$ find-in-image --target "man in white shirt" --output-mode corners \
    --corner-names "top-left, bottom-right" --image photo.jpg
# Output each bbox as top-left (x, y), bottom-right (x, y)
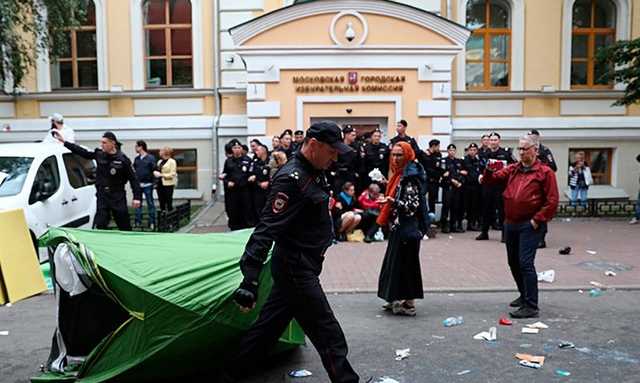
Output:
top-left (43, 113), bottom-right (75, 143)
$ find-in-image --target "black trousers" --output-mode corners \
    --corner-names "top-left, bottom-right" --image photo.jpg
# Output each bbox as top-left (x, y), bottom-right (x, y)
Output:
top-left (228, 246), bottom-right (359, 383)
top-left (463, 185), bottom-right (482, 225)
top-left (505, 222), bottom-right (546, 310)
top-left (157, 184), bottom-right (174, 211)
top-left (441, 186), bottom-right (463, 226)
top-left (250, 186), bottom-right (268, 225)
top-left (93, 190), bottom-right (131, 231)
top-left (226, 186), bottom-right (253, 230)
top-left (481, 185), bottom-right (505, 233)
top-left (426, 181), bottom-right (439, 214)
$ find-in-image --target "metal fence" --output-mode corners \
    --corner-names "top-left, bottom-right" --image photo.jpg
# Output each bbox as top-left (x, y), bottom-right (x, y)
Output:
top-left (155, 201), bottom-right (192, 232)
top-left (556, 199), bottom-right (638, 217)
top-left (128, 200), bottom-right (192, 232)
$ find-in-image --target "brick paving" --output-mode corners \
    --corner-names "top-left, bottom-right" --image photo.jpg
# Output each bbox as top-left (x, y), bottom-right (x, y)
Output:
top-left (321, 218), bottom-right (640, 292)
top-left (189, 204), bottom-right (640, 292)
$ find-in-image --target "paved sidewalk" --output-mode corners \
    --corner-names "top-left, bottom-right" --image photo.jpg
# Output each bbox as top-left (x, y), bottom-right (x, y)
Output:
top-left (321, 219), bottom-right (640, 293)
top-left (187, 203), bottom-right (640, 292)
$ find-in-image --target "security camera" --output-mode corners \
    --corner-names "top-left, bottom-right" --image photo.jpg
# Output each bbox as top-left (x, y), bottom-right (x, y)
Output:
top-left (346, 108), bottom-right (353, 114)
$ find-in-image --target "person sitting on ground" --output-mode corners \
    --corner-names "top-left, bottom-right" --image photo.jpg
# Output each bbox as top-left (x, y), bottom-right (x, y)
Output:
top-left (333, 181), bottom-right (363, 241)
top-left (358, 183), bottom-right (383, 243)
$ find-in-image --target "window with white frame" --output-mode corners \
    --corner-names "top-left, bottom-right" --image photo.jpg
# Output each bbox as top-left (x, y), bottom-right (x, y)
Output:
top-left (465, 0), bottom-right (511, 90)
top-left (143, 0), bottom-right (193, 88)
top-left (50, 0), bottom-right (98, 89)
top-left (570, 0), bottom-right (616, 88)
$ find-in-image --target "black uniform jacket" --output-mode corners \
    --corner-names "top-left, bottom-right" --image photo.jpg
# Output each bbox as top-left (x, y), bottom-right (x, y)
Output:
top-left (240, 151), bottom-right (333, 283)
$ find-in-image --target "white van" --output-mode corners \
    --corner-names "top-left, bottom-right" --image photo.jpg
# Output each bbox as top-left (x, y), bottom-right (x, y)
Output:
top-left (0, 143), bottom-right (97, 249)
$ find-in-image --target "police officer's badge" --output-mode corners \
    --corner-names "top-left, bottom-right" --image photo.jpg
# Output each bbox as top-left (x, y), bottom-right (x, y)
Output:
top-left (272, 192), bottom-right (289, 214)
top-left (110, 168), bottom-right (116, 175)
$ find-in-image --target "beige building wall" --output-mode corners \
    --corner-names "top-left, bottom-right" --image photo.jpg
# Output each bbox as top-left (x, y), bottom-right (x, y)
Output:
top-left (107, 0), bottom-right (132, 90)
top-left (265, 69), bottom-right (434, 138)
top-left (524, 0), bottom-right (562, 91)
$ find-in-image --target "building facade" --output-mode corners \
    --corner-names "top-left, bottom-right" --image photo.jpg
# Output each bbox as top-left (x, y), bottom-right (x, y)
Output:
top-left (1, 0), bottom-right (639, 201)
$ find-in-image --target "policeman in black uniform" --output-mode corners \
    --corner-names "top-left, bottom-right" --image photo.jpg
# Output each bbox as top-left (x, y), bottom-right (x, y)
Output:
top-left (331, 125), bottom-right (360, 194)
top-left (54, 131), bottom-right (141, 231)
top-left (440, 144), bottom-right (465, 233)
top-left (389, 119), bottom-right (426, 165)
top-left (528, 129), bottom-right (557, 248)
top-left (223, 141), bottom-right (254, 230)
top-left (248, 143), bottom-right (271, 222)
top-left (421, 139), bottom-right (443, 215)
top-left (463, 143), bottom-right (483, 231)
top-left (476, 132), bottom-right (516, 241)
top-left (359, 128), bottom-right (389, 190)
top-left (225, 121), bottom-right (360, 383)
top-left (528, 129), bottom-right (557, 172)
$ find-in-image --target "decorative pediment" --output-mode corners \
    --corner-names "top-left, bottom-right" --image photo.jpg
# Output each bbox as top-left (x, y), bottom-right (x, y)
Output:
top-left (229, 0), bottom-right (470, 48)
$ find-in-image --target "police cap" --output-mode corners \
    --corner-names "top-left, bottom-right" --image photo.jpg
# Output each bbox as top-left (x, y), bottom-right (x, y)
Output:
top-left (306, 121), bottom-right (353, 154)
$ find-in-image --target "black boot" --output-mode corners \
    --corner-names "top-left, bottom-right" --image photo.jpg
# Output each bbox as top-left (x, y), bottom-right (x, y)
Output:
top-left (509, 306), bottom-right (539, 319)
top-left (441, 222), bottom-right (450, 234)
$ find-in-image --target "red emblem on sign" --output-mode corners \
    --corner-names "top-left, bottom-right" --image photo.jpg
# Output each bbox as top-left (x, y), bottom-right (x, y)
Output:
top-left (348, 72), bottom-right (358, 85)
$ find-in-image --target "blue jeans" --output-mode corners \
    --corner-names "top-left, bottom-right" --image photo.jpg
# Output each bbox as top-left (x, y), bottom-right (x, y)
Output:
top-left (135, 185), bottom-right (156, 225)
top-left (570, 187), bottom-right (588, 207)
top-left (635, 191), bottom-right (640, 219)
top-left (504, 221), bottom-right (546, 310)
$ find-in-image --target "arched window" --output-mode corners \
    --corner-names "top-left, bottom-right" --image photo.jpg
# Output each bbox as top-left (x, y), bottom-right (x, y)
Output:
top-left (465, 0), bottom-right (511, 90)
top-left (143, 0), bottom-right (193, 87)
top-left (50, 0), bottom-right (97, 89)
top-left (571, 0), bottom-right (616, 88)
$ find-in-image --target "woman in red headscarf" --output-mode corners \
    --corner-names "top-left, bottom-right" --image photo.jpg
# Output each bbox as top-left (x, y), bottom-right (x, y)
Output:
top-left (376, 141), bottom-right (430, 316)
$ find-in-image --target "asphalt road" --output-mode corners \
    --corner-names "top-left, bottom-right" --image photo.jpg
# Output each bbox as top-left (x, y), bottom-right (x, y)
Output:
top-left (2, 290), bottom-right (639, 383)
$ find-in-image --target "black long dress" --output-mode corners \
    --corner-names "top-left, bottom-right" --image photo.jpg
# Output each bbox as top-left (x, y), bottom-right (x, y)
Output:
top-left (378, 161), bottom-right (430, 302)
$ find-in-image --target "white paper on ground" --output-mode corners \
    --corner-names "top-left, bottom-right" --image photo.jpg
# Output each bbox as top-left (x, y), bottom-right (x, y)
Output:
top-left (394, 348), bottom-right (410, 360)
top-left (526, 322), bottom-right (549, 329)
top-left (522, 327), bottom-right (540, 334)
top-left (537, 270), bottom-right (555, 283)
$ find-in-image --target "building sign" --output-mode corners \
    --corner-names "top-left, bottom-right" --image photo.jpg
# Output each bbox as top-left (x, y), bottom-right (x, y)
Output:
top-left (293, 73), bottom-right (405, 93)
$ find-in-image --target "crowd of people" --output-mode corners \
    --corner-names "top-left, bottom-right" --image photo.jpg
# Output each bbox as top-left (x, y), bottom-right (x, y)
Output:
top-left (221, 121), bottom-right (561, 248)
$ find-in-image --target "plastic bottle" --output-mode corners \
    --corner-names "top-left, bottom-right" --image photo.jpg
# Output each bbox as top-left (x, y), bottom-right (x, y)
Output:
top-left (443, 316), bottom-right (464, 327)
top-left (589, 288), bottom-right (603, 297)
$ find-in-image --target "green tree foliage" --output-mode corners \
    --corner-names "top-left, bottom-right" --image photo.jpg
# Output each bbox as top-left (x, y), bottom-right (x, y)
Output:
top-left (597, 37), bottom-right (640, 106)
top-left (0, 0), bottom-right (88, 93)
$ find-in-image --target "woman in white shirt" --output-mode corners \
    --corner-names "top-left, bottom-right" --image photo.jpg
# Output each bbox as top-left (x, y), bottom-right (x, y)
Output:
top-left (154, 147), bottom-right (177, 211)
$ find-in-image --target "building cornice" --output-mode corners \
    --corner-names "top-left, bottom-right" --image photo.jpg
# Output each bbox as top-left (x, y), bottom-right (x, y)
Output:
top-left (0, 89), bottom-right (216, 102)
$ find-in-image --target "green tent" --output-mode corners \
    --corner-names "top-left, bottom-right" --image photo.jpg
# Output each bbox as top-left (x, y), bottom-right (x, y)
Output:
top-left (33, 228), bottom-right (304, 383)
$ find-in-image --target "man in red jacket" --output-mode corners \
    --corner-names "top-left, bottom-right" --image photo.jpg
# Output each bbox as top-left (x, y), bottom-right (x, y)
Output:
top-left (480, 134), bottom-right (559, 318)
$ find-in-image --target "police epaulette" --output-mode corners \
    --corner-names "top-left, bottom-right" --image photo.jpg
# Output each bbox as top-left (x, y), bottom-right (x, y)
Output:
top-left (289, 170), bottom-right (314, 191)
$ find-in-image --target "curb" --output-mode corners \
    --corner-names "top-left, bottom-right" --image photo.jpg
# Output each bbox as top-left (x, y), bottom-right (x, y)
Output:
top-left (324, 284), bottom-right (640, 294)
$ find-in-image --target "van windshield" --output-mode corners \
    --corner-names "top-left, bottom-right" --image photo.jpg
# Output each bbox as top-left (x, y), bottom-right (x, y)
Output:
top-left (0, 157), bottom-right (35, 197)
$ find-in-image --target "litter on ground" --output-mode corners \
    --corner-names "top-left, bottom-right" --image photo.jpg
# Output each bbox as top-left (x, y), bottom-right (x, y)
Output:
top-left (288, 369), bottom-right (313, 378)
top-left (473, 327), bottom-right (497, 341)
top-left (526, 322), bottom-right (549, 329)
top-left (537, 270), bottom-right (555, 283)
top-left (395, 348), bottom-right (410, 361)
top-left (515, 353), bottom-right (545, 367)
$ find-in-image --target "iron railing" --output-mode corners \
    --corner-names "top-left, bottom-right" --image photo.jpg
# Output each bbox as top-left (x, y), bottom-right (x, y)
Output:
top-left (556, 199), bottom-right (637, 217)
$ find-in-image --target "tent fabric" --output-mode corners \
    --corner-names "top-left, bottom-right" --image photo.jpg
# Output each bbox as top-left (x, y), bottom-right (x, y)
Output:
top-left (33, 228), bottom-right (305, 383)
